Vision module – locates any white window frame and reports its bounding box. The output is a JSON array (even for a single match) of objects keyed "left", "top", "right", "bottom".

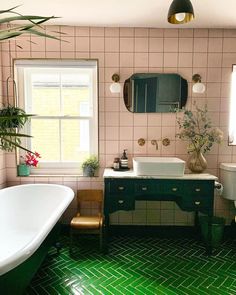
[
  {"left": 15, "top": 59, "right": 98, "bottom": 175},
  {"left": 229, "top": 64, "right": 236, "bottom": 145}
]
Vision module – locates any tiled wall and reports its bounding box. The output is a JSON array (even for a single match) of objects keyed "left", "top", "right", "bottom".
[
  {"left": 0, "top": 43, "right": 6, "bottom": 189},
  {"left": 2, "top": 26, "right": 236, "bottom": 225}
]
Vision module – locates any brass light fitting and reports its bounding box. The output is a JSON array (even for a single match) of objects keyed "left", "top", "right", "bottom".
[{"left": 168, "top": 0, "right": 194, "bottom": 25}]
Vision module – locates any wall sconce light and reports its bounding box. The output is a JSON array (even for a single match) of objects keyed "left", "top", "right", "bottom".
[
  {"left": 110, "top": 74, "right": 121, "bottom": 93},
  {"left": 168, "top": 0, "right": 194, "bottom": 24},
  {"left": 192, "top": 74, "right": 206, "bottom": 94}
]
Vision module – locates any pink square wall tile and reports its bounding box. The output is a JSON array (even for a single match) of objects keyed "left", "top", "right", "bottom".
[
  {"left": 119, "top": 141, "right": 133, "bottom": 154},
  {"left": 120, "top": 38, "right": 134, "bottom": 52},
  {"left": 105, "top": 27, "right": 119, "bottom": 37},
  {"left": 135, "top": 38, "right": 148, "bottom": 52},
  {"left": 133, "top": 126, "right": 147, "bottom": 141},
  {"left": 164, "top": 29, "right": 178, "bottom": 38},
  {"left": 90, "top": 27, "right": 104, "bottom": 37},
  {"left": 105, "top": 37, "right": 119, "bottom": 52},
  {"left": 179, "top": 29, "right": 193, "bottom": 37},
  {"left": 105, "top": 141, "right": 119, "bottom": 154},
  {"left": 61, "top": 37, "right": 75, "bottom": 52},
  {"left": 194, "top": 29, "right": 209, "bottom": 38},
  {"left": 75, "top": 37, "right": 90, "bottom": 51},
  {"left": 30, "top": 37, "right": 46, "bottom": 52},
  {"left": 149, "top": 38, "right": 163, "bottom": 52},
  {"left": 105, "top": 112, "right": 119, "bottom": 126},
  {"left": 133, "top": 114, "right": 148, "bottom": 126},
  {"left": 208, "top": 53, "right": 222, "bottom": 68},
  {"left": 104, "top": 98, "right": 119, "bottom": 112},
  {"left": 209, "top": 29, "right": 223, "bottom": 38},
  {"left": 134, "top": 53, "right": 148, "bottom": 67},
  {"left": 105, "top": 52, "right": 119, "bottom": 67},
  {"left": 147, "top": 127, "right": 162, "bottom": 140},
  {"left": 120, "top": 52, "right": 134, "bottom": 67},
  {"left": 46, "top": 38, "right": 61, "bottom": 51},
  {"left": 149, "top": 28, "right": 164, "bottom": 37},
  {"left": 135, "top": 28, "right": 149, "bottom": 37},
  {"left": 61, "top": 52, "right": 75, "bottom": 58},
  {"left": 147, "top": 114, "right": 162, "bottom": 126},
  {"left": 207, "top": 68, "right": 222, "bottom": 82},
  {"left": 75, "top": 27, "right": 90, "bottom": 36},
  {"left": 194, "top": 38, "right": 208, "bottom": 52},
  {"left": 60, "top": 26, "right": 75, "bottom": 36},
  {"left": 120, "top": 28, "right": 134, "bottom": 37},
  {"left": 223, "top": 38, "right": 236, "bottom": 52},
  {"left": 149, "top": 53, "right": 163, "bottom": 67},
  {"left": 90, "top": 37, "right": 104, "bottom": 52},
  {"left": 178, "top": 53, "right": 193, "bottom": 67},
  {"left": 164, "top": 38, "right": 178, "bottom": 52},
  {"left": 119, "top": 127, "right": 133, "bottom": 140},
  {"left": 105, "top": 126, "right": 119, "bottom": 140},
  {"left": 193, "top": 53, "right": 207, "bottom": 67},
  {"left": 119, "top": 112, "right": 134, "bottom": 126},
  {"left": 209, "top": 38, "right": 223, "bottom": 53},
  {"left": 164, "top": 53, "right": 178, "bottom": 67},
  {"left": 179, "top": 38, "right": 193, "bottom": 52}
]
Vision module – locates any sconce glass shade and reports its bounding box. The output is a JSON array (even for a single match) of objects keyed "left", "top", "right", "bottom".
[
  {"left": 110, "top": 73, "right": 121, "bottom": 93},
  {"left": 168, "top": 0, "right": 194, "bottom": 24},
  {"left": 192, "top": 82, "right": 206, "bottom": 94},
  {"left": 192, "top": 74, "right": 205, "bottom": 93},
  {"left": 110, "top": 82, "right": 121, "bottom": 93}
]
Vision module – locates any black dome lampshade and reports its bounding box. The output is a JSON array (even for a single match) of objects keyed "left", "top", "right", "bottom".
[{"left": 168, "top": 0, "right": 194, "bottom": 24}]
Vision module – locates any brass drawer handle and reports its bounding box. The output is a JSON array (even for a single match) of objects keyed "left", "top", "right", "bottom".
[
  {"left": 118, "top": 186, "right": 124, "bottom": 191},
  {"left": 195, "top": 188, "right": 201, "bottom": 192},
  {"left": 142, "top": 187, "right": 147, "bottom": 191},
  {"left": 195, "top": 201, "right": 201, "bottom": 205},
  {"left": 118, "top": 200, "right": 124, "bottom": 204},
  {"left": 172, "top": 188, "right": 178, "bottom": 192}
]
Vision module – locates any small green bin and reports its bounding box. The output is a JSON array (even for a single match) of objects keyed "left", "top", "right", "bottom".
[{"left": 199, "top": 216, "right": 225, "bottom": 248}]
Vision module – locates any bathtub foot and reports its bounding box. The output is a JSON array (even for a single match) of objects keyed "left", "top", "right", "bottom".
[{"left": 54, "top": 242, "right": 62, "bottom": 254}]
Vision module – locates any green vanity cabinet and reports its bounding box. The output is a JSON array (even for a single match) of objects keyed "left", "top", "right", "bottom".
[{"left": 104, "top": 170, "right": 217, "bottom": 223}]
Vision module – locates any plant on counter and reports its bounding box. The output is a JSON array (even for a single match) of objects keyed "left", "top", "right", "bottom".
[
  {"left": 176, "top": 103, "right": 223, "bottom": 173},
  {"left": 82, "top": 155, "right": 99, "bottom": 177}
]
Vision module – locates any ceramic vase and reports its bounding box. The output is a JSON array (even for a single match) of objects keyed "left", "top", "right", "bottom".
[
  {"left": 187, "top": 150, "right": 207, "bottom": 173},
  {"left": 17, "top": 164, "right": 30, "bottom": 176}
]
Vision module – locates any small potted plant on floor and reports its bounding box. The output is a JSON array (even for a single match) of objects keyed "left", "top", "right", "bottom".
[
  {"left": 82, "top": 155, "right": 99, "bottom": 177},
  {"left": 17, "top": 151, "right": 41, "bottom": 176}
]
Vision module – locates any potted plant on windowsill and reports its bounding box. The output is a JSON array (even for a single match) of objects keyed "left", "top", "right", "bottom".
[
  {"left": 17, "top": 151, "right": 41, "bottom": 176},
  {"left": 82, "top": 155, "right": 99, "bottom": 177}
]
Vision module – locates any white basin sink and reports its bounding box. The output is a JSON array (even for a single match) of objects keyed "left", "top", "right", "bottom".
[{"left": 133, "top": 157, "right": 185, "bottom": 176}]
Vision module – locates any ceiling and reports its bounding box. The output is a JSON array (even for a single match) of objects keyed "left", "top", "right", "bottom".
[{"left": 3, "top": 0, "right": 236, "bottom": 28}]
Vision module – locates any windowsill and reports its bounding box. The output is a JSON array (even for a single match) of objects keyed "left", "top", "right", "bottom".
[{"left": 17, "top": 174, "right": 100, "bottom": 178}]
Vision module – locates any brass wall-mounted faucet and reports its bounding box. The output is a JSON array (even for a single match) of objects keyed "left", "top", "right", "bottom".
[{"left": 151, "top": 139, "right": 158, "bottom": 150}]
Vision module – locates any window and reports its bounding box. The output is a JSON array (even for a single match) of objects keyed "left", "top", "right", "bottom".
[
  {"left": 15, "top": 60, "right": 98, "bottom": 174},
  {"left": 229, "top": 65, "right": 236, "bottom": 145}
]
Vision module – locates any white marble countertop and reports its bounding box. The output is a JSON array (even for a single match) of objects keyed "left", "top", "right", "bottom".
[{"left": 103, "top": 168, "right": 218, "bottom": 180}]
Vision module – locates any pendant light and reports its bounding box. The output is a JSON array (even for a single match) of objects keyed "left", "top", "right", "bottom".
[{"left": 168, "top": 0, "right": 194, "bottom": 24}]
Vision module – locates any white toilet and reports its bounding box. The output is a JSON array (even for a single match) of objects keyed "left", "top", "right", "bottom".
[{"left": 220, "top": 163, "right": 236, "bottom": 208}]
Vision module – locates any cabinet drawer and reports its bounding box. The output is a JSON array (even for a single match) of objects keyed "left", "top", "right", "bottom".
[
  {"left": 134, "top": 180, "right": 158, "bottom": 194},
  {"left": 109, "top": 179, "right": 134, "bottom": 194},
  {"left": 185, "top": 180, "right": 213, "bottom": 196},
  {"left": 109, "top": 196, "right": 135, "bottom": 211},
  {"left": 160, "top": 180, "right": 183, "bottom": 195}
]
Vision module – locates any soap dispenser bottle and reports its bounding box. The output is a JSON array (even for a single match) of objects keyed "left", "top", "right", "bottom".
[{"left": 120, "top": 149, "right": 128, "bottom": 169}]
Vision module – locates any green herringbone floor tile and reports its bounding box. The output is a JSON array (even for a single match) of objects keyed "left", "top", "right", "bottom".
[{"left": 25, "top": 235, "right": 236, "bottom": 295}]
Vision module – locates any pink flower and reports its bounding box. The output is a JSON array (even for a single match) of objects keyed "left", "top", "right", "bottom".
[{"left": 21, "top": 151, "right": 41, "bottom": 167}]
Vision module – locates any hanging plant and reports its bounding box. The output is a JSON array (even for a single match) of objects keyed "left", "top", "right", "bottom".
[{"left": 0, "top": 6, "right": 62, "bottom": 152}]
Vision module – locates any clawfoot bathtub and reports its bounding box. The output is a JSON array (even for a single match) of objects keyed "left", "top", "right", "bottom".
[{"left": 0, "top": 184, "right": 74, "bottom": 294}]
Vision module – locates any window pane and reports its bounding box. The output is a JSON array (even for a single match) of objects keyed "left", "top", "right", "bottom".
[
  {"left": 61, "top": 119, "right": 89, "bottom": 162},
  {"left": 31, "top": 119, "right": 60, "bottom": 161},
  {"left": 62, "top": 73, "right": 91, "bottom": 116},
  {"left": 31, "top": 73, "right": 60, "bottom": 116}
]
